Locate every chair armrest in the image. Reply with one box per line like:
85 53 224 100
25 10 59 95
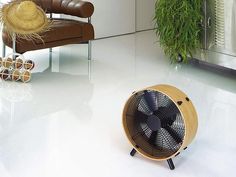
52 0 94 18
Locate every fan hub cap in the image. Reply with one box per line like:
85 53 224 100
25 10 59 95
147 115 161 131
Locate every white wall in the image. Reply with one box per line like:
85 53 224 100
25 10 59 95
90 0 156 37
89 0 136 39
135 0 156 31
0 0 155 39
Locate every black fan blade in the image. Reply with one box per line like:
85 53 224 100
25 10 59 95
135 110 148 124
164 126 182 144
148 130 158 145
143 91 157 112
165 103 179 118
156 103 179 119
161 115 176 127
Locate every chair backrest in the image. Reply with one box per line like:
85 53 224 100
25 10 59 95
34 0 53 13
34 0 94 18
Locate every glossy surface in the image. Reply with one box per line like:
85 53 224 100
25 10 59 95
197 0 236 70
0 31 236 177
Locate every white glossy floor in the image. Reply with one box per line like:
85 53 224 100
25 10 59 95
0 31 236 177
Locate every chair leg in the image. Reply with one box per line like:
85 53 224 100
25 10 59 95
12 33 16 59
49 48 52 69
88 17 92 60
88 40 92 60
2 43 6 57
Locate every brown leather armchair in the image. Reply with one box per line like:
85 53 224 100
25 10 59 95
2 0 94 59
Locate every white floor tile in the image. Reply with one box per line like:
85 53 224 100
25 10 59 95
0 30 236 177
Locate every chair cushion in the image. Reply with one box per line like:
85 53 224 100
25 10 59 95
2 18 94 53
36 19 84 44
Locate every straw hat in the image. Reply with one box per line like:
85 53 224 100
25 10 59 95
0 0 51 39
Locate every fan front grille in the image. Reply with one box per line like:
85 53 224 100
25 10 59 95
125 90 185 159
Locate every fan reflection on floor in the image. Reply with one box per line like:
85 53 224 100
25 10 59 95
0 71 93 127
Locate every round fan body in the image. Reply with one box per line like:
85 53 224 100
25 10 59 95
123 84 198 161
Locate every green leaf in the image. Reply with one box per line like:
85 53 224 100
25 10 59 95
154 0 203 62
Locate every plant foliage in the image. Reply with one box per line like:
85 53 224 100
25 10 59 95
154 0 202 62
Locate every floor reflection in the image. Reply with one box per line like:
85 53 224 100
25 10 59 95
0 30 236 177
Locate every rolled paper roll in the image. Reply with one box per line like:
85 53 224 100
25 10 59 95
12 69 21 81
8 65 14 72
0 57 2 67
14 58 24 69
0 69 3 79
21 70 31 83
24 60 35 70
0 68 11 80
3 58 13 68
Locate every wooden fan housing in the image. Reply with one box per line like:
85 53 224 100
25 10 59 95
122 84 198 161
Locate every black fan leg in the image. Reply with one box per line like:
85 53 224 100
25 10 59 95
130 148 137 156
184 147 188 150
167 158 175 170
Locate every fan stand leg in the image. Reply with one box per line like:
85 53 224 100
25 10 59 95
12 33 16 59
130 148 137 156
167 158 175 170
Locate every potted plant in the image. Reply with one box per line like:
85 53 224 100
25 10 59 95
154 0 203 62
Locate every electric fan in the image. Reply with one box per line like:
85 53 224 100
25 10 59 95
122 84 198 170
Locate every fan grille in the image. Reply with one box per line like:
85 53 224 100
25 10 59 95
125 90 185 159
